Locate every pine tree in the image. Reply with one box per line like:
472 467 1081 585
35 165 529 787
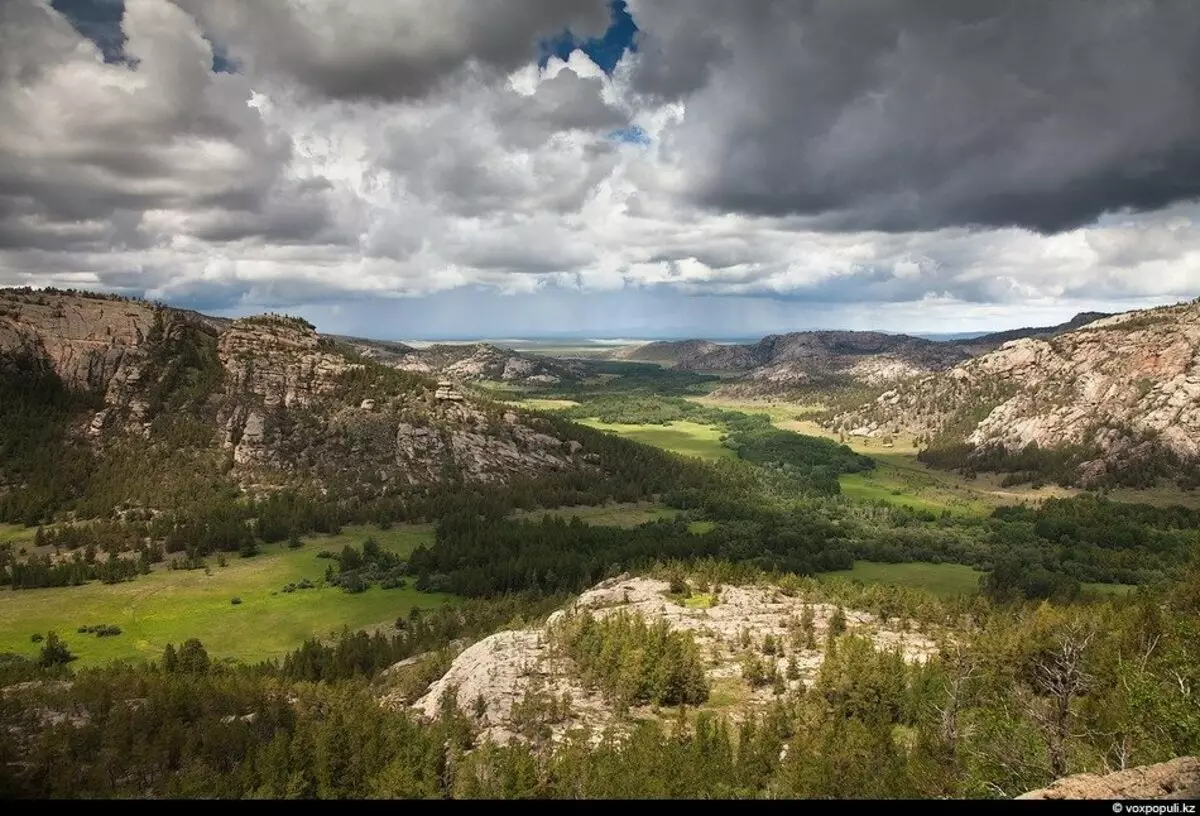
162 643 179 673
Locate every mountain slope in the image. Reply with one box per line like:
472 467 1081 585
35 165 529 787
607 314 1117 396
0 289 599 521
952 311 1111 351
828 300 1200 487
389 342 586 386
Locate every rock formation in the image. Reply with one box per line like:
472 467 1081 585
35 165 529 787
829 299 1200 485
1018 756 1200 800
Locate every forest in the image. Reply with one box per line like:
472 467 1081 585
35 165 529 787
4 291 1200 799
2 558 1199 799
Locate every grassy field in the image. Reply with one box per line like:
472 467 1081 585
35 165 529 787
0 524 456 667
511 502 682 528
578 419 736 462
694 395 1200 512
505 398 580 411
820 560 984 597
1082 582 1137 597
0 523 38 548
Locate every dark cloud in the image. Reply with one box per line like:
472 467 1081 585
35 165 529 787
628 0 1200 233
0 0 340 252
177 0 611 102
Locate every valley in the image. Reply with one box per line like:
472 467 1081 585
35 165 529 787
1 289 1199 799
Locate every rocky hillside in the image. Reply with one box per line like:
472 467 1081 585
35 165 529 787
607 338 724 365
954 311 1111 352
1018 756 1200 800
829 300 1200 487
613 332 969 388
0 289 594 514
608 315 1113 396
396 575 939 746
387 342 586 386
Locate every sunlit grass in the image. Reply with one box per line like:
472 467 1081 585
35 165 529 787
578 419 736 462
0 524 455 667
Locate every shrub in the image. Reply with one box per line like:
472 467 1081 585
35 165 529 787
231 596 243 605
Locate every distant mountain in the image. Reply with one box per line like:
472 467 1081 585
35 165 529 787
828 300 1200 487
607 339 724 365
951 311 1112 351
385 342 587 386
606 313 1120 396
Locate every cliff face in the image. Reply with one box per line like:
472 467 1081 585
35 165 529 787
0 292 157 407
830 300 1200 485
0 290 590 503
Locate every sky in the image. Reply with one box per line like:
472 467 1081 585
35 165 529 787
0 1 1198 340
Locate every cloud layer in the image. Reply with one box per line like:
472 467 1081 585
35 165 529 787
0 0 1197 337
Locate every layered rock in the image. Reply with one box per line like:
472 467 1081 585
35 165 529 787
830 300 1200 483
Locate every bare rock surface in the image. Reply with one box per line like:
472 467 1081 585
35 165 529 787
1018 756 1200 800
405 577 939 746
830 300 1200 484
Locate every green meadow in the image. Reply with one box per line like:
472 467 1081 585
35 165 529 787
0 524 455 667
510 502 681 528
578 419 736 462
820 560 985 597
505 398 581 411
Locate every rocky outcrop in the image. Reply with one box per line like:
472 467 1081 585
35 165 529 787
403 576 939 746
0 290 156 402
1018 756 1200 800
218 316 359 409
830 300 1200 484
607 314 1115 395
1 289 598 503
392 343 585 386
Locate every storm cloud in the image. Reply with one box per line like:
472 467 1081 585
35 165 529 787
0 0 1197 338
631 0 1200 233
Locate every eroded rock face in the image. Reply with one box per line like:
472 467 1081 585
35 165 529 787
403 577 939 746
0 292 155 402
218 317 359 409
1018 756 1200 800
2 292 594 499
831 301 1200 483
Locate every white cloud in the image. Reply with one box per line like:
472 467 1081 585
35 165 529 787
0 0 1196 336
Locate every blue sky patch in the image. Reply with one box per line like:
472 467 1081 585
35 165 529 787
51 0 235 73
538 0 639 74
610 126 651 145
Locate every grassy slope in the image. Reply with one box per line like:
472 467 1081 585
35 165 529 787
820 560 984 597
694 396 1200 511
510 502 681 528
505 398 581 411
0 525 454 667
0 524 38 547
577 419 736 462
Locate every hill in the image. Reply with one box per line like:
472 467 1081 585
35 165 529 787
389 342 586 387
827 300 1200 487
606 314 1109 396
952 311 1111 351
0 289 618 524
